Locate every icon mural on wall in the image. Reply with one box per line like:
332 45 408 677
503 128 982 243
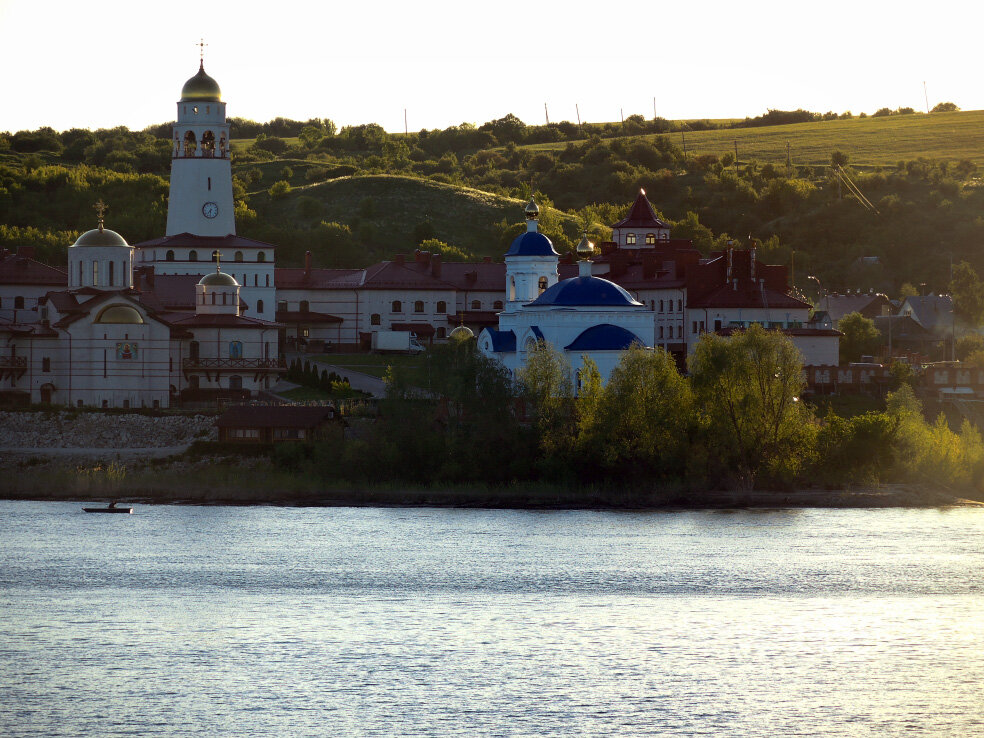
116 342 138 360
229 341 243 359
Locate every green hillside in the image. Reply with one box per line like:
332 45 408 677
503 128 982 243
241 174 583 266
3 108 984 293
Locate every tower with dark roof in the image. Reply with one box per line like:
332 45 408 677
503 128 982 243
611 189 670 249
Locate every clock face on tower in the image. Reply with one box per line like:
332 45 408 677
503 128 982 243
202 202 219 219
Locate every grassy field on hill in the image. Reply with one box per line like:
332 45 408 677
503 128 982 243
240 174 583 266
525 111 984 167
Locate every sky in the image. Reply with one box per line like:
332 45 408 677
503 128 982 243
1 0 979 134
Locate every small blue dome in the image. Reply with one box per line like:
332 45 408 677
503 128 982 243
565 324 642 351
506 231 559 257
529 276 643 307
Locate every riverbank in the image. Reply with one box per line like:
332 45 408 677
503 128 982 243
0 451 979 509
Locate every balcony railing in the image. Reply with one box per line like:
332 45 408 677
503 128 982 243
183 357 286 372
0 357 27 370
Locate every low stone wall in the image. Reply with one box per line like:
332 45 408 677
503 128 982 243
0 411 217 449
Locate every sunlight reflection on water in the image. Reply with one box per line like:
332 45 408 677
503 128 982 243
0 503 982 736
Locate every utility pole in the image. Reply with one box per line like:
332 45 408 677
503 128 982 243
653 96 657 120
786 140 791 171
734 140 739 177
404 108 408 137
681 129 686 156
544 103 550 126
620 108 624 127
576 103 582 131
924 81 930 114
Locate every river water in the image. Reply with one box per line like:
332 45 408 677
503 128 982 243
0 502 981 737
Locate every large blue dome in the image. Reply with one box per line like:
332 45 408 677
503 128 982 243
506 231 559 257
565 324 642 351
529 276 643 307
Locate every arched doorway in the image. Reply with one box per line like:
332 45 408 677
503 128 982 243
39 383 55 404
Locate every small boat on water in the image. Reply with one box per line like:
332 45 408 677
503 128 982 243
83 502 132 514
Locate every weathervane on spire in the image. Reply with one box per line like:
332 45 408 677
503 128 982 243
94 199 108 232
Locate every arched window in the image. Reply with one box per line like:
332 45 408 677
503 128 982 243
14 296 24 309
254 275 258 286
626 233 636 245
414 301 424 313
201 130 215 157
391 300 402 313
234 251 243 262
257 252 266 263
538 276 548 294
92 262 98 285
645 233 656 245
109 261 115 286
189 250 198 262
677 299 682 311
370 314 381 325
509 276 516 301
222 293 227 305
183 130 197 156
300 300 309 313
257 299 264 313
436 301 446 314
493 300 503 310
265 275 270 287
470 300 481 310
211 250 220 263
228 375 243 390
165 250 175 262
211 293 216 305
436 327 446 339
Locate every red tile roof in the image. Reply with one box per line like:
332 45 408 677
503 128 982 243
361 261 456 291
690 285 810 310
166 313 280 329
275 268 365 290
612 191 669 230
0 253 68 286
276 310 343 324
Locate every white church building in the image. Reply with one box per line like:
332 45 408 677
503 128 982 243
478 199 657 382
0 62 283 408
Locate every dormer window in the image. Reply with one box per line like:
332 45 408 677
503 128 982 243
626 233 637 245
645 233 656 245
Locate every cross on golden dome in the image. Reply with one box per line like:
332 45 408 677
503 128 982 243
198 38 208 63
94 199 108 231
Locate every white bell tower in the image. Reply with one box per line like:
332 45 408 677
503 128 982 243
165 54 236 237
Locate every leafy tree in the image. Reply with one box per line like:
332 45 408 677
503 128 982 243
269 180 291 199
837 312 881 363
830 150 850 168
518 341 576 467
898 282 920 299
689 324 815 487
931 102 959 113
580 346 693 481
950 261 984 326
956 334 984 360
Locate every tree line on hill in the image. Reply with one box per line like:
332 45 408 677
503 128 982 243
0 104 979 294
271 330 984 496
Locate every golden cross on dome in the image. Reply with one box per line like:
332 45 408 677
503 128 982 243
94 199 108 230
198 38 208 63
215 251 221 272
